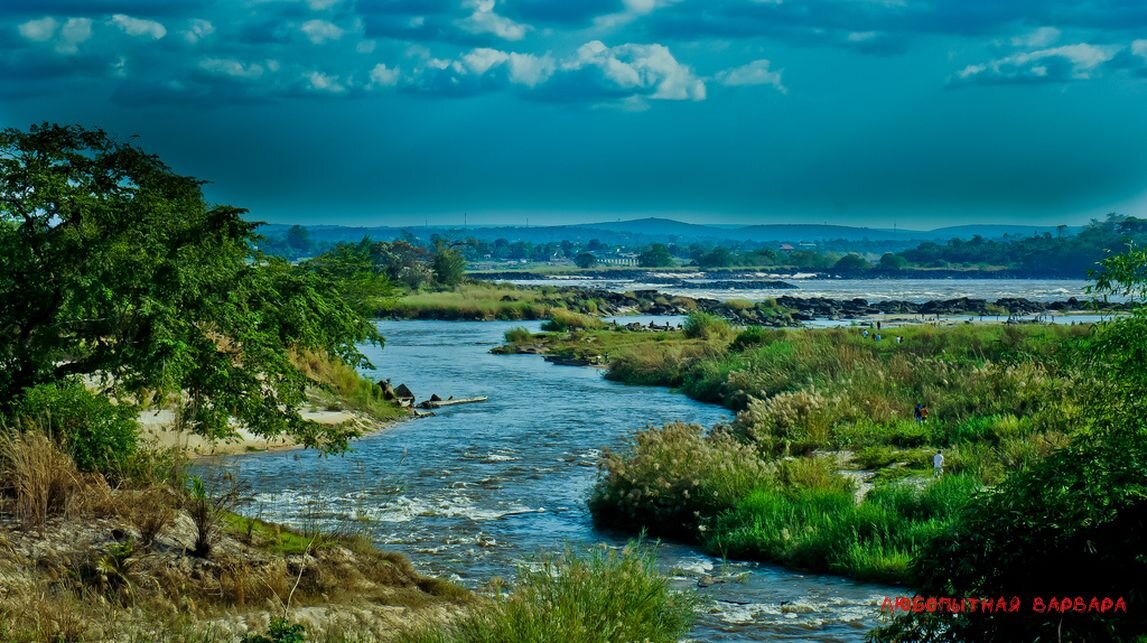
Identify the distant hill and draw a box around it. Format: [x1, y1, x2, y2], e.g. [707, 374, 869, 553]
[255, 218, 1083, 248]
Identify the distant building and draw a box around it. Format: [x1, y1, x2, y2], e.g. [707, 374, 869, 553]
[778, 243, 795, 252]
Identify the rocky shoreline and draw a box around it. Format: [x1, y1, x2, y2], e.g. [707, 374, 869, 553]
[387, 283, 1124, 327]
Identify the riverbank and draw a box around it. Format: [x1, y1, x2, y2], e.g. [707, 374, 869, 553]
[385, 280, 1118, 327]
[495, 319, 1089, 587]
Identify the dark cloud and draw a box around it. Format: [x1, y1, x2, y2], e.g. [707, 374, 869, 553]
[0, 0, 214, 18]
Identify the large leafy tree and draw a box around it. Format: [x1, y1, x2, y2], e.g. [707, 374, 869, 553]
[0, 123, 379, 450]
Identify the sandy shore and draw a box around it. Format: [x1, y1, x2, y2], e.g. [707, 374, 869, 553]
[137, 407, 404, 457]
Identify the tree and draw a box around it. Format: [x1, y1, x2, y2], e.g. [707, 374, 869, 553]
[878, 252, 908, 271]
[574, 252, 598, 269]
[639, 244, 674, 267]
[432, 243, 466, 287]
[0, 124, 378, 450]
[285, 224, 311, 254]
[832, 253, 870, 274]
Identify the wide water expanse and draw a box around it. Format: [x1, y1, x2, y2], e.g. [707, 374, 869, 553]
[203, 320, 892, 641]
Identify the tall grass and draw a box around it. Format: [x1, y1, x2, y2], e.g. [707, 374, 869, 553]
[589, 422, 773, 539]
[292, 349, 405, 421]
[0, 430, 79, 527]
[541, 308, 605, 332]
[706, 474, 981, 584]
[397, 545, 696, 643]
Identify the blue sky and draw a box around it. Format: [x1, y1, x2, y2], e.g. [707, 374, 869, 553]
[2, 0, 1146, 228]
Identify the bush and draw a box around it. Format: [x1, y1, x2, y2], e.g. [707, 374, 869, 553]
[589, 422, 773, 539]
[13, 381, 138, 474]
[731, 325, 775, 351]
[241, 619, 306, 643]
[682, 312, 732, 340]
[541, 308, 604, 332]
[398, 545, 696, 643]
[732, 391, 831, 456]
[504, 327, 532, 344]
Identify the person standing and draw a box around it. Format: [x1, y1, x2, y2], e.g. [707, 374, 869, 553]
[914, 404, 923, 423]
[933, 450, 944, 478]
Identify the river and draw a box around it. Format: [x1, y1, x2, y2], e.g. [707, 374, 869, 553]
[202, 320, 892, 641]
[502, 275, 1093, 303]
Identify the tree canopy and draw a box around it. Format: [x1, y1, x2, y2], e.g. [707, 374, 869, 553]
[0, 123, 379, 451]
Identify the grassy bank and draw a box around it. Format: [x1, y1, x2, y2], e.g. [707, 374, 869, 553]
[513, 317, 1096, 586]
[381, 282, 615, 320]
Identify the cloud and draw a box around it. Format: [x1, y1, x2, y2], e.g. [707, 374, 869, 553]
[306, 70, 347, 93]
[457, 0, 530, 41]
[953, 43, 1121, 85]
[369, 62, 400, 86]
[198, 57, 268, 81]
[1011, 26, 1060, 48]
[180, 18, 214, 44]
[300, 19, 344, 44]
[716, 59, 786, 93]
[17, 17, 57, 42]
[16, 16, 91, 54]
[109, 14, 167, 39]
[557, 40, 705, 102]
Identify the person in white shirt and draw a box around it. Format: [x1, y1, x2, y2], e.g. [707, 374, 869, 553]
[933, 450, 944, 478]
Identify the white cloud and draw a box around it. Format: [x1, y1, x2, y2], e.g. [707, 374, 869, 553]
[956, 42, 1120, 84]
[369, 63, 400, 87]
[1133, 39, 1147, 58]
[716, 59, 786, 93]
[1011, 26, 1061, 48]
[301, 19, 344, 44]
[308, 0, 341, 9]
[181, 19, 215, 44]
[566, 40, 706, 101]
[17, 16, 91, 54]
[110, 14, 167, 40]
[462, 47, 509, 74]
[18, 17, 57, 42]
[593, 0, 669, 30]
[356, 39, 377, 54]
[457, 0, 530, 41]
[307, 71, 346, 93]
[508, 52, 555, 87]
[199, 58, 266, 80]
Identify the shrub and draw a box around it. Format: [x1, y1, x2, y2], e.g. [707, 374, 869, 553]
[682, 312, 732, 340]
[14, 381, 138, 474]
[589, 422, 773, 539]
[731, 325, 774, 351]
[398, 545, 696, 643]
[541, 308, 604, 332]
[241, 619, 306, 643]
[732, 391, 831, 455]
[504, 327, 532, 344]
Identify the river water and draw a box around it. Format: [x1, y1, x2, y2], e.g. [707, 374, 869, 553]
[203, 320, 892, 641]
[503, 275, 1093, 303]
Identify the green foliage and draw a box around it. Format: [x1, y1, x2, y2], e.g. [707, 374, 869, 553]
[574, 252, 597, 268]
[432, 245, 466, 287]
[541, 308, 604, 332]
[398, 545, 696, 643]
[301, 240, 397, 316]
[0, 124, 380, 452]
[682, 312, 732, 340]
[832, 253, 871, 274]
[708, 475, 980, 585]
[241, 619, 306, 643]
[589, 422, 773, 539]
[12, 381, 137, 474]
[731, 325, 775, 351]
[638, 243, 674, 267]
[503, 327, 532, 344]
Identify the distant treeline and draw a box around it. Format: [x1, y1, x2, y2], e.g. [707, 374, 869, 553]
[260, 214, 1146, 279]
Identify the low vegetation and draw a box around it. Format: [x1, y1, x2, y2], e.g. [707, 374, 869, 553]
[575, 248, 1147, 641]
[397, 545, 696, 643]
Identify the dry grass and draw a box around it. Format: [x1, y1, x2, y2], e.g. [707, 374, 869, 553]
[0, 431, 80, 528]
